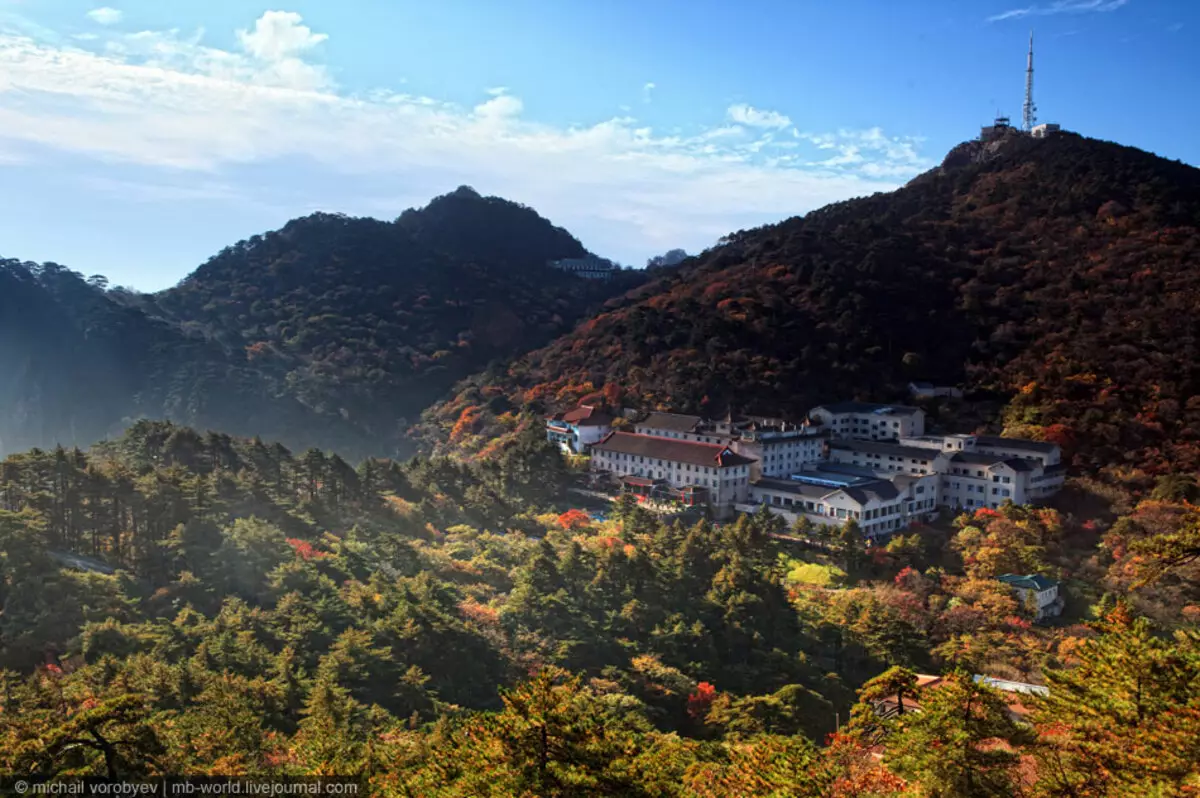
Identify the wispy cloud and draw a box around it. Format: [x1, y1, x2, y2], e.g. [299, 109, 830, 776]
[642, 81, 655, 103]
[987, 0, 1128, 22]
[85, 7, 122, 26]
[0, 12, 931, 266]
[727, 103, 792, 129]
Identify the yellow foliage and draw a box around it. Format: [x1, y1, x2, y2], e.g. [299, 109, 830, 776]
[383, 494, 416, 518]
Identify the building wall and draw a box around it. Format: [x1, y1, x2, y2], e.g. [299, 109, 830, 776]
[545, 422, 611, 454]
[732, 434, 826, 479]
[811, 408, 926, 441]
[974, 440, 1061, 467]
[898, 435, 977, 454]
[633, 425, 727, 445]
[1010, 584, 1062, 619]
[590, 448, 752, 505]
[748, 474, 938, 539]
[574, 424, 611, 452]
[546, 425, 573, 452]
[828, 447, 939, 476]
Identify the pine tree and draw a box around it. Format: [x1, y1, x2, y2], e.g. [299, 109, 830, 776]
[884, 670, 1029, 797]
[1031, 616, 1200, 795]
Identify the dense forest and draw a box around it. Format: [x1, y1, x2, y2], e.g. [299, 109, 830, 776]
[423, 133, 1200, 478]
[0, 422, 1198, 794]
[0, 187, 641, 461]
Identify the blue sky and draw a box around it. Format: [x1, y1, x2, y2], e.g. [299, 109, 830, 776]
[0, 0, 1196, 291]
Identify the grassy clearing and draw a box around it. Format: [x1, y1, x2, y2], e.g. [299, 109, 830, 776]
[781, 556, 847, 587]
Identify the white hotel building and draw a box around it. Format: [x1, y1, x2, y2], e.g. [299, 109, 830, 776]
[576, 400, 1065, 534]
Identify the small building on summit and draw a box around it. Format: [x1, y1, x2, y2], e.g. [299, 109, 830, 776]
[549, 256, 617, 280]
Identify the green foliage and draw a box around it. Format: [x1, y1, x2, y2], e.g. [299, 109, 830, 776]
[1031, 617, 1200, 796]
[883, 671, 1030, 797]
[1, 423, 1199, 792]
[0, 189, 644, 462]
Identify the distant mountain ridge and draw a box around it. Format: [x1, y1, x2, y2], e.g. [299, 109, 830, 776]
[0, 187, 642, 460]
[423, 132, 1200, 475]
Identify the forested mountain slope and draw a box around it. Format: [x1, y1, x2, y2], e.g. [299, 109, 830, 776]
[426, 133, 1200, 474]
[0, 187, 639, 460]
[1, 422, 1198, 790]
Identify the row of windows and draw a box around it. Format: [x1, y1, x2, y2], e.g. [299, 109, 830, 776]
[596, 451, 746, 476]
[836, 417, 903, 428]
[637, 428, 724, 445]
[610, 462, 747, 490]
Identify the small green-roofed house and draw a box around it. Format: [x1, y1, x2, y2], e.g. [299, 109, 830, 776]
[998, 573, 1064, 621]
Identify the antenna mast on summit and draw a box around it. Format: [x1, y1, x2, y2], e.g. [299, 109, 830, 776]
[1022, 31, 1037, 132]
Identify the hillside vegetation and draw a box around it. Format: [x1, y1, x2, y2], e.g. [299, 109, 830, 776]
[0, 424, 1198, 793]
[425, 133, 1200, 476]
[0, 187, 640, 461]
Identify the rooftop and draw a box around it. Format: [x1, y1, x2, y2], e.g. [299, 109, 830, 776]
[593, 431, 755, 468]
[554, 405, 614, 427]
[974, 435, 1060, 454]
[842, 481, 901, 504]
[752, 477, 838, 500]
[637, 411, 704, 433]
[814, 401, 923, 417]
[830, 439, 938, 460]
[998, 573, 1059, 591]
[950, 451, 1033, 471]
[973, 675, 1050, 697]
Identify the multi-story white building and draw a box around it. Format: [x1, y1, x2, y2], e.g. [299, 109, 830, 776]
[827, 439, 942, 476]
[974, 435, 1061, 467]
[633, 412, 828, 478]
[726, 419, 829, 480]
[578, 399, 1066, 535]
[741, 467, 939, 540]
[590, 431, 755, 513]
[826, 435, 1064, 512]
[544, 404, 614, 454]
[810, 402, 926, 441]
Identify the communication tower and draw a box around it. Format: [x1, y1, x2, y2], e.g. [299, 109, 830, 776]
[1022, 31, 1037, 132]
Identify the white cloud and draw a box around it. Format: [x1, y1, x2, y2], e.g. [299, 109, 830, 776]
[237, 10, 326, 60]
[0, 12, 932, 267]
[727, 103, 791, 129]
[86, 7, 122, 26]
[473, 92, 523, 120]
[987, 0, 1128, 22]
[642, 81, 655, 102]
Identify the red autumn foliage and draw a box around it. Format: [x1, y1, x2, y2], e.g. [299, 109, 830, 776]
[687, 681, 718, 720]
[893, 566, 925, 594]
[286, 538, 329, 561]
[556, 509, 592, 531]
[1041, 423, 1075, 449]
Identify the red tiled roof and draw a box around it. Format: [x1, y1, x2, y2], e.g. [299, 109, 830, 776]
[550, 405, 615, 427]
[592, 431, 756, 468]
